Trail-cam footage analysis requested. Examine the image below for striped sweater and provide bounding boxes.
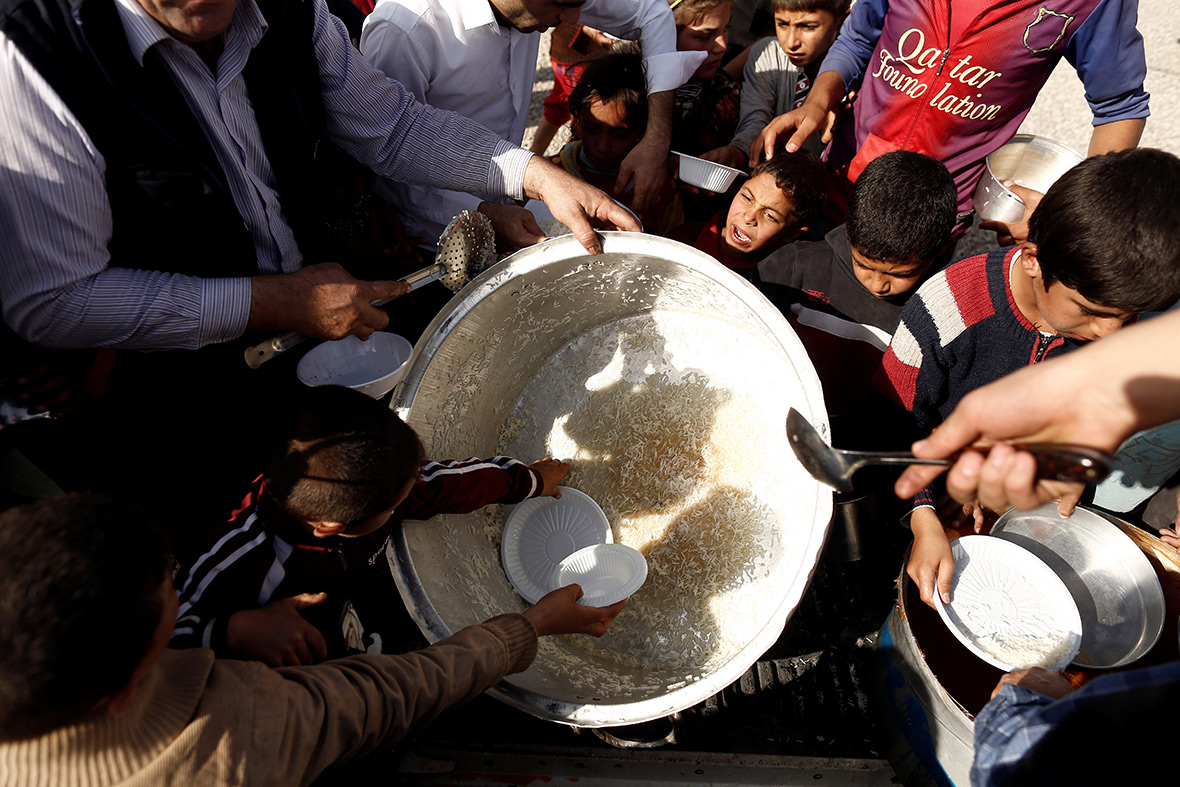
[172,457,541,660]
[875,245,1086,507]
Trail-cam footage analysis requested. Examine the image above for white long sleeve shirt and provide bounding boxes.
[0,0,532,349]
[359,0,702,243]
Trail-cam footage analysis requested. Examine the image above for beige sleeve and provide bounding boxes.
[203,614,538,786]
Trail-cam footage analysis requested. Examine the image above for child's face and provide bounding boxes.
[573,98,644,172]
[723,173,799,255]
[773,8,843,71]
[677,3,732,81]
[850,248,930,299]
[1021,248,1132,340]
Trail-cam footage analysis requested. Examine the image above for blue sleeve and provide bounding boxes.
[817,0,889,91]
[1065,0,1149,123]
[970,684,1057,787]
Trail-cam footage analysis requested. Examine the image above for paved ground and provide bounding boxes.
[523,0,1180,255]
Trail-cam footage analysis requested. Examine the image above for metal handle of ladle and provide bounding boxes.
[243,263,445,369]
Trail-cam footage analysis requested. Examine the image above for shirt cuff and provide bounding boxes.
[489,140,534,202]
[482,613,539,674]
[198,277,252,347]
[643,51,708,94]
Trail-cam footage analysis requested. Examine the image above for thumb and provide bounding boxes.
[1003,181,1041,203]
[367,279,411,301]
[289,592,328,610]
[937,566,953,605]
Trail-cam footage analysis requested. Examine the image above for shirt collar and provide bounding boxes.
[461,0,504,34]
[113,0,268,65]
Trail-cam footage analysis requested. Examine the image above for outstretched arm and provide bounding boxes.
[895,311,1180,512]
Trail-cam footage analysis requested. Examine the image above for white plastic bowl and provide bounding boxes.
[557,543,648,607]
[501,488,612,604]
[296,332,413,399]
[673,150,745,192]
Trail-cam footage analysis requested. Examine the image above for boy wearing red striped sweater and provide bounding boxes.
[875,149,1180,608]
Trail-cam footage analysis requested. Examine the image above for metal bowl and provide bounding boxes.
[991,503,1165,668]
[973,135,1083,224]
[389,232,831,726]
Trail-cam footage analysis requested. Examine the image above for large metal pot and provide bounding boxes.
[389,232,832,727]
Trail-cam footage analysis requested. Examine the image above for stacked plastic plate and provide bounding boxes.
[501,488,647,607]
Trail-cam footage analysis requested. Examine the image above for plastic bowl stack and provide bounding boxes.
[674,151,744,193]
[501,488,646,607]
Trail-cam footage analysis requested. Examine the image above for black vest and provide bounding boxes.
[0,0,330,278]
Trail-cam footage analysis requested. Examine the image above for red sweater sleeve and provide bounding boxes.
[399,457,541,521]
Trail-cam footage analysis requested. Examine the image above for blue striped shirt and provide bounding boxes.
[0,0,531,349]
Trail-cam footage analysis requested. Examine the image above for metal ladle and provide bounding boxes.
[786,408,1115,493]
[244,210,496,369]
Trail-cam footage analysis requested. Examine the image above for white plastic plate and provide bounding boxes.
[934,535,1082,672]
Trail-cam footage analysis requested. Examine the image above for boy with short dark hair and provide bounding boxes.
[674,149,829,271]
[554,49,683,234]
[879,148,1180,609]
[729,0,851,163]
[755,150,956,412]
[0,494,620,784]
[172,385,570,665]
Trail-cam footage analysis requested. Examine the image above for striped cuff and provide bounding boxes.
[489,141,533,202]
[199,276,252,347]
[482,613,539,674]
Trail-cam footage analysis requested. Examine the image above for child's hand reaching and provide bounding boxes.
[531,457,570,498]
[907,507,956,608]
[523,584,627,637]
[226,592,329,667]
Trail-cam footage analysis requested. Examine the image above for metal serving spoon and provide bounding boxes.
[244,210,495,369]
[786,408,1115,494]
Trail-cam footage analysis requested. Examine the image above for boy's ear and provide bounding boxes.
[309,521,348,538]
[1020,242,1042,279]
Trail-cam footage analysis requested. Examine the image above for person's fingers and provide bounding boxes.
[936,556,953,604]
[978,220,1016,247]
[613,166,635,199]
[942,450,985,504]
[630,179,654,214]
[1006,183,1043,204]
[918,570,937,609]
[307,625,329,663]
[569,217,602,255]
[599,200,641,233]
[895,464,950,499]
[907,561,935,609]
[293,636,314,666]
[289,592,328,610]
[976,442,1017,508]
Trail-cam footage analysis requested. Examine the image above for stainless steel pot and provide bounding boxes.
[389,232,831,727]
[973,134,1083,224]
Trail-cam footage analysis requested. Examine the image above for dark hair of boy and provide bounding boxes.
[749,149,829,228]
[1029,147,1180,315]
[0,493,172,740]
[770,0,851,16]
[845,150,956,265]
[568,49,649,135]
[265,385,425,529]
